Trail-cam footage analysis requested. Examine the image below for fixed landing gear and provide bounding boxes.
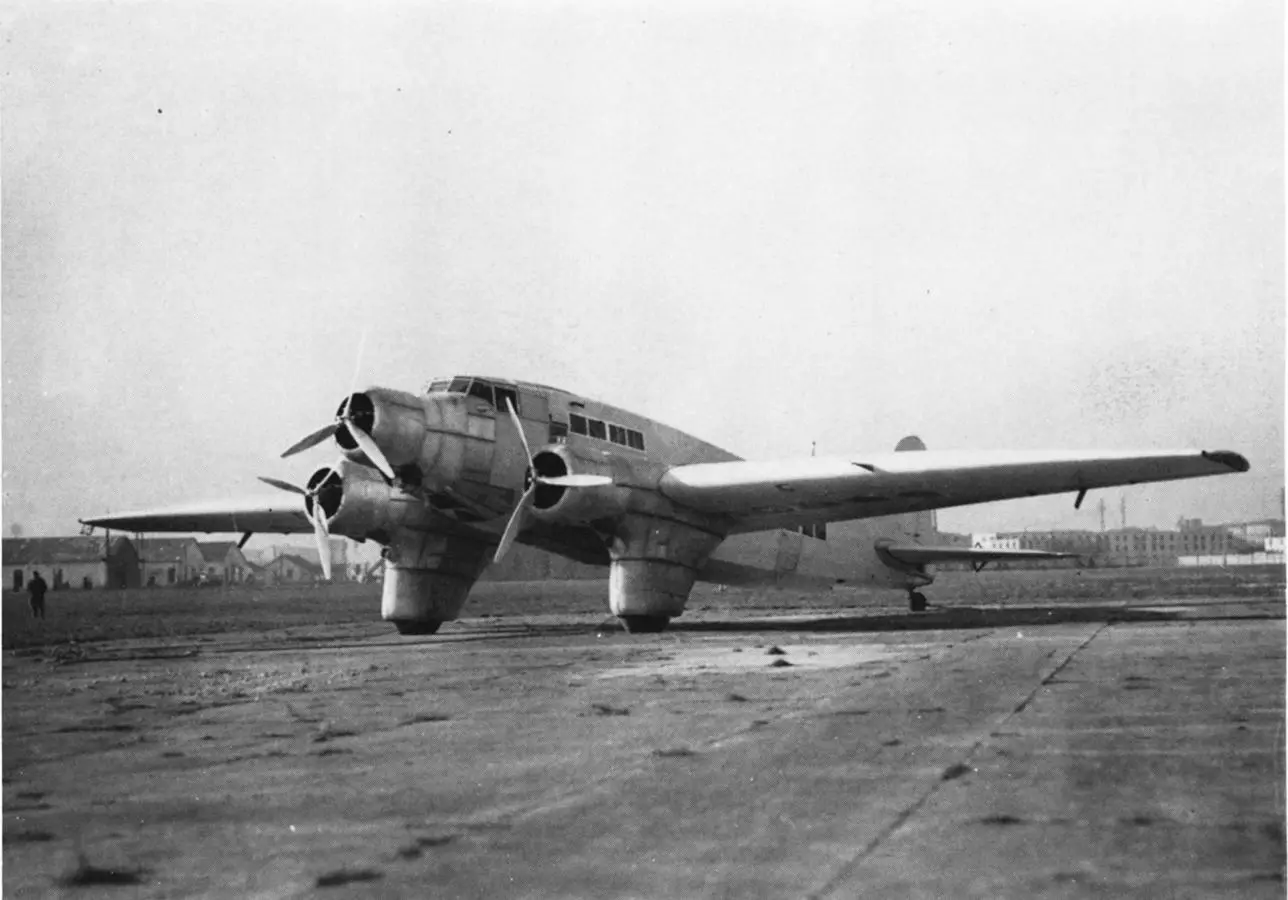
[620,615,671,634]
[393,619,443,636]
[908,591,928,613]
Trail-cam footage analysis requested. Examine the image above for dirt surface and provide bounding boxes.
[3,569,1284,897]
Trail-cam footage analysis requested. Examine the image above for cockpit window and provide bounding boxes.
[427,379,450,393]
[467,380,495,405]
[494,386,519,415]
[448,377,471,393]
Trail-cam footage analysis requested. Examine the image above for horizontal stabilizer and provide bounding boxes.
[879,543,1078,565]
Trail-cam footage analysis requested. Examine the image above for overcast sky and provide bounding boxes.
[3,0,1283,542]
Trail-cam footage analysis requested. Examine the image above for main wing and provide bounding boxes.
[80,496,312,534]
[658,448,1249,533]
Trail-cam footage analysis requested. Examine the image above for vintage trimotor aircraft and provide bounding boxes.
[81,375,1249,633]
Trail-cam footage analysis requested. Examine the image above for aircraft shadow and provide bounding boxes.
[670,604,1185,634]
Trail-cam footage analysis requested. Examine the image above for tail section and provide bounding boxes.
[894,435,936,540]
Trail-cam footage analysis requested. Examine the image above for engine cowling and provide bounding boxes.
[527,445,633,524]
[333,389,428,471]
[309,458,440,541]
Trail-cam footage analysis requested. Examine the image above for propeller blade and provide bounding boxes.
[311,504,333,581]
[348,424,396,481]
[504,397,533,463]
[281,423,338,459]
[346,328,369,406]
[540,473,614,488]
[493,483,536,564]
[258,476,307,495]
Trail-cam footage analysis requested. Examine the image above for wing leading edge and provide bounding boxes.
[658,448,1249,532]
[80,496,312,535]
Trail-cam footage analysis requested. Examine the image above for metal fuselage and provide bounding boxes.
[317,376,921,631]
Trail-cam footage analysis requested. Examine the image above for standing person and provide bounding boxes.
[27,571,47,619]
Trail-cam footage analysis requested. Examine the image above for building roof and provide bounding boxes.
[267,553,322,574]
[134,537,199,563]
[196,541,240,563]
[2,536,123,566]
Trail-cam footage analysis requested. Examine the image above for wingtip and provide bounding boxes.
[1202,450,1250,473]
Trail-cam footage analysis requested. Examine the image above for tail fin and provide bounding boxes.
[895,435,937,539]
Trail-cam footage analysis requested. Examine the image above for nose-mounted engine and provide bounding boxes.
[283,387,490,495]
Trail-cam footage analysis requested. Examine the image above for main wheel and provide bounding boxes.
[620,615,671,634]
[909,592,928,613]
[393,619,443,636]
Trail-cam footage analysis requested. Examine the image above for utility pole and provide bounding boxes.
[1120,494,1127,529]
[1097,497,1106,532]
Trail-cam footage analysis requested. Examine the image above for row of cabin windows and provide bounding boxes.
[569,414,645,450]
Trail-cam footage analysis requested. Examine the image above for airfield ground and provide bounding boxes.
[3,567,1284,898]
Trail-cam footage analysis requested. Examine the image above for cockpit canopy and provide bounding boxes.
[425,376,519,414]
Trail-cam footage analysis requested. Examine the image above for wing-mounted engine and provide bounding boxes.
[306,457,446,543]
[526,444,633,523]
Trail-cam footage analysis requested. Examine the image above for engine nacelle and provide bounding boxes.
[527,445,634,524]
[310,458,439,541]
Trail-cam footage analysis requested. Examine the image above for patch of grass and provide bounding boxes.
[399,712,451,726]
[395,835,457,860]
[767,658,793,668]
[652,747,696,758]
[979,814,1024,826]
[316,867,383,888]
[58,854,149,887]
[312,723,358,743]
[5,828,55,843]
[941,763,973,781]
[588,703,630,717]
[54,722,136,734]
[725,693,749,703]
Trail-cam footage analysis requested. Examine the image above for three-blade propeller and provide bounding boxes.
[281,396,396,481]
[257,475,334,580]
[492,399,611,564]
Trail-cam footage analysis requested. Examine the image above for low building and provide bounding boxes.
[263,553,324,584]
[3,536,140,590]
[196,542,252,584]
[135,538,205,587]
